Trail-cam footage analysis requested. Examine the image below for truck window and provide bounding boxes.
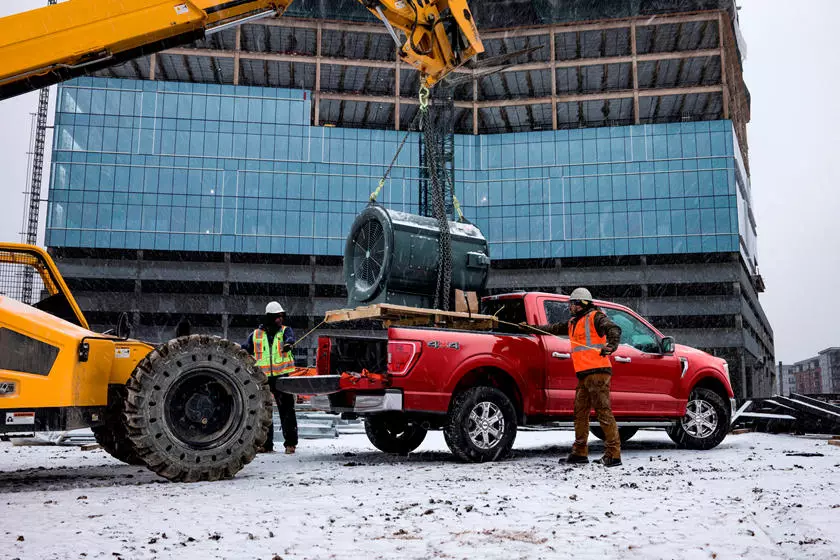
[543,301,570,329]
[480,299,526,333]
[602,308,660,354]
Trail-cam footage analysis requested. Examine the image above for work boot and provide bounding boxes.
[594,456,622,467]
[284,445,296,455]
[258,445,273,454]
[564,453,589,464]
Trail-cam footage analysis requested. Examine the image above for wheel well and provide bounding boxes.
[693,376,730,403]
[451,367,524,422]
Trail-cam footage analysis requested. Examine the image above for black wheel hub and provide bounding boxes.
[164,370,241,449]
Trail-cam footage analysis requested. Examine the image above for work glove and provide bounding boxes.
[600,346,616,357]
[282,344,292,353]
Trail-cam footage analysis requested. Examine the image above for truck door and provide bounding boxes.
[601,307,682,416]
[540,299,576,415]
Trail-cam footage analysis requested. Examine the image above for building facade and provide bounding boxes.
[784,348,840,395]
[44,1,775,398]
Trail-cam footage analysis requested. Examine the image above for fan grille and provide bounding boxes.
[351,218,386,290]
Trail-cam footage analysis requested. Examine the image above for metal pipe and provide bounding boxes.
[375,6,402,47]
[206,9,276,36]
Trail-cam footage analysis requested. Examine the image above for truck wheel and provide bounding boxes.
[444,387,517,463]
[666,387,730,450]
[364,414,427,454]
[590,426,638,443]
[123,335,273,482]
[92,386,144,466]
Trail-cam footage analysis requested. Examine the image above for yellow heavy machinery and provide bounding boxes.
[0,1,483,482]
[0,0,483,99]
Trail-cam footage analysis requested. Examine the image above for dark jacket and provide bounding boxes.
[539,305,621,379]
[242,324,296,355]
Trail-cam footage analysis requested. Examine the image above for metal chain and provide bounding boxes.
[419,89,453,311]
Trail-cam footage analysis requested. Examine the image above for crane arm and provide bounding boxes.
[0,0,483,101]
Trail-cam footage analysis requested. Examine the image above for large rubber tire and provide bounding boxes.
[666,387,730,450]
[92,385,144,466]
[364,414,427,454]
[590,426,639,443]
[124,335,273,482]
[443,386,517,463]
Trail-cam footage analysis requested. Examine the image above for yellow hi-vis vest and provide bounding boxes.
[253,327,295,377]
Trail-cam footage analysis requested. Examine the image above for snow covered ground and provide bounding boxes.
[1,429,838,560]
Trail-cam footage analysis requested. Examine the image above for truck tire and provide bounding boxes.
[590,426,638,443]
[666,387,730,450]
[92,385,144,466]
[444,386,517,463]
[364,414,427,454]
[123,335,273,482]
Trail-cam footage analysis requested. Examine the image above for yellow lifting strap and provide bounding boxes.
[369,83,431,203]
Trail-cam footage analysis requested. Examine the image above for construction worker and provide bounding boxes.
[537,288,623,467]
[242,301,298,454]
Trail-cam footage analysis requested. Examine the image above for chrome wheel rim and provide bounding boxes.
[467,401,504,450]
[682,399,718,439]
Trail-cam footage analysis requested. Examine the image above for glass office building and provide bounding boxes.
[48,77,751,263]
[45,4,774,398]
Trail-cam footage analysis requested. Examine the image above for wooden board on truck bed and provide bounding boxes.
[325,303,498,331]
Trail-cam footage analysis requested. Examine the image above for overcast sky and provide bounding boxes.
[0,1,836,364]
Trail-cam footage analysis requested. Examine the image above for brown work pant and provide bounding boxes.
[572,373,620,459]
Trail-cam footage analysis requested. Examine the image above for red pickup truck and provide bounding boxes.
[284,292,735,462]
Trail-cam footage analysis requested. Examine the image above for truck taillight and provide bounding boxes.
[388,341,421,376]
[316,336,332,376]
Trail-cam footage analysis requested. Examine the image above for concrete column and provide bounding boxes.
[314,22,322,126]
[718,12,730,120]
[395,49,401,131]
[631,21,640,124]
[472,76,479,135]
[223,252,231,296]
[222,313,229,339]
[149,54,157,81]
[233,27,241,85]
[550,26,558,130]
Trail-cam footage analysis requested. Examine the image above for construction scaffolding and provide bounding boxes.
[17,0,56,305]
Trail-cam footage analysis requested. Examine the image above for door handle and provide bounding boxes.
[552,352,571,359]
[614,356,632,363]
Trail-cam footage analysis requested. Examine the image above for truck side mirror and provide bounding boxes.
[660,336,675,355]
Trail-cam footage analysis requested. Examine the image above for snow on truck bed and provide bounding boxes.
[1,431,838,560]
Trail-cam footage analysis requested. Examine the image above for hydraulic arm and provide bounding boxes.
[0,0,483,101]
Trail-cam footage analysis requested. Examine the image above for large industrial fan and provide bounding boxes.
[344,204,490,309]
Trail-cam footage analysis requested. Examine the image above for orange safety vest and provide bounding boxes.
[569,309,611,373]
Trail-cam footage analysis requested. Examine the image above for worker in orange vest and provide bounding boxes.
[538,288,623,466]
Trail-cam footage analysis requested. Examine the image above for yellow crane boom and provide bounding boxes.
[0,0,483,101]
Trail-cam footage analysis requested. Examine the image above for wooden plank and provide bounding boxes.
[730,428,752,435]
[829,439,840,447]
[325,303,498,331]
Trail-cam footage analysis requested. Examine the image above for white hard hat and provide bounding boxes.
[265,301,285,314]
[569,287,593,302]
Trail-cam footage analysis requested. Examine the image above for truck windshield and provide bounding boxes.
[480,298,526,333]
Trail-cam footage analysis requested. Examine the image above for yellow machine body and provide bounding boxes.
[0,244,152,431]
[0,0,483,99]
